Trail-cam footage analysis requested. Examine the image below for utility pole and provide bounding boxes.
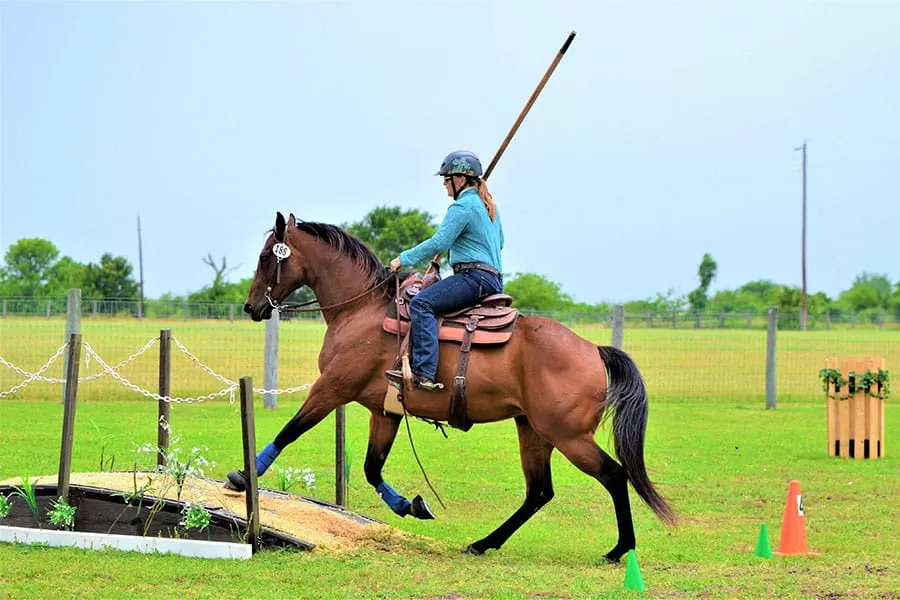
[137,215,145,320]
[794,142,808,331]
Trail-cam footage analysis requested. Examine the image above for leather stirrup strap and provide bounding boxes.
[449,315,479,431]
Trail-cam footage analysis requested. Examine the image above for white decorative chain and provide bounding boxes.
[82,342,236,404]
[0,342,69,398]
[170,336,315,397]
[1,336,316,403]
[79,336,160,382]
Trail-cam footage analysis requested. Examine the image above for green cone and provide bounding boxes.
[624,549,646,592]
[755,523,773,558]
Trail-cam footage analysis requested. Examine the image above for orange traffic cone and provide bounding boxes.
[774,480,818,556]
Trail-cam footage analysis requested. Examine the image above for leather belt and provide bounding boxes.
[452,262,501,280]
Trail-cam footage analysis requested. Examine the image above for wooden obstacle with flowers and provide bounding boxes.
[820,357,889,459]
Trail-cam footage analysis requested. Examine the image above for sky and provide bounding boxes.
[1,0,898,305]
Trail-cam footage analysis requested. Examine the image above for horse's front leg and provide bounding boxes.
[224,381,344,492]
[365,412,434,520]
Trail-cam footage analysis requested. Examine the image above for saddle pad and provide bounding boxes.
[382,315,519,345]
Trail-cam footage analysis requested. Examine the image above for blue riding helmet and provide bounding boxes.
[436,151,483,177]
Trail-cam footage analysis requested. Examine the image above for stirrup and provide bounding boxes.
[385,369,404,389]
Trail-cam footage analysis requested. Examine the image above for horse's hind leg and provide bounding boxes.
[364,412,434,520]
[555,434,635,563]
[465,415,554,555]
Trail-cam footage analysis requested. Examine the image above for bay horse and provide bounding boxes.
[230,211,675,562]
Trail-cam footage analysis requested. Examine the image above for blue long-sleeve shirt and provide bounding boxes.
[399,188,504,272]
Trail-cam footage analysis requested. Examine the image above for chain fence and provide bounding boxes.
[0,333,314,404]
[1,301,897,406]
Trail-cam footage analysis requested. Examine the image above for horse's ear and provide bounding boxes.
[275,212,286,242]
[287,213,296,228]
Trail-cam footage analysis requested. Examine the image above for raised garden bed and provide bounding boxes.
[0,482,312,556]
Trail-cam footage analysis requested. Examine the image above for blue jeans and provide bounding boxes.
[408,269,503,381]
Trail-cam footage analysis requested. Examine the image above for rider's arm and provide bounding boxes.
[399,203,469,267]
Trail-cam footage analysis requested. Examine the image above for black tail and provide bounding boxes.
[598,346,676,525]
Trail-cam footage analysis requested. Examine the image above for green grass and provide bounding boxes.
[0,318,898,598]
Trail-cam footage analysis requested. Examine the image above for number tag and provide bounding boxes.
[272,243,291,261]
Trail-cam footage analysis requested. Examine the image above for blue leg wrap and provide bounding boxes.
[255,442,281,476]
[376,481,411,516]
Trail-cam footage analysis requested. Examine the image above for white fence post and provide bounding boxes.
[766,306,777,410]
[611,305,625,349]
[264,309,279,409]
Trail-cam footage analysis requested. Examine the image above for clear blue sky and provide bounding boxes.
[1,1,898,304]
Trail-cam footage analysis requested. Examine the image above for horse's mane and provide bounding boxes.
[293,220,396,299]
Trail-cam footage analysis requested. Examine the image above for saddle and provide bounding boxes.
[382,270,521,431]
[383,273,520,345]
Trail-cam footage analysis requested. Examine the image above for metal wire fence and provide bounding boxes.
[1,298,897,407]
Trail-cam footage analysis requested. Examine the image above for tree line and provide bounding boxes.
[2,207,899,321]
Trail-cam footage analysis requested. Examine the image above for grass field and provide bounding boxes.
[1,317,898,599]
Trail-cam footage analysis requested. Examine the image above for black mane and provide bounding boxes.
[293,220,395,298]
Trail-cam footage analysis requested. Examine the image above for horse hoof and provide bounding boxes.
[225,470,247,492]
[411,495,435,520]
[463,544,484,556]
[603,547,630,563]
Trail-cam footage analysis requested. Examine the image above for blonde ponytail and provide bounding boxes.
[476,178,497,221]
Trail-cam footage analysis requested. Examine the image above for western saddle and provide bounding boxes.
[382,270,521,431]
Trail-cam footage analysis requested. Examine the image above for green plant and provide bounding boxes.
[89,419,121,472]
[47,497,77,530]
[136,436,214,502]
[9,475,40,526]
[818,368,849,398]
[108,466,154,534]
[180,503,211,539]
[273,466,316,495]
[0,495,11,519]
[856,368,891,399]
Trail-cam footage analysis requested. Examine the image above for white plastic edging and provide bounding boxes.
[0,525,252,560]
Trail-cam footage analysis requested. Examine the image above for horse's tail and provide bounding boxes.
[598,345,676,526]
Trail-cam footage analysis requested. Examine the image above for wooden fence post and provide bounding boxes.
[157,329,172,469]
[336,406,347,507]
[239,377,261,553]
[58,333,82,501]
[62,289,81,404]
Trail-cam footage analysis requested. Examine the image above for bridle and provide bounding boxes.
[262,240,397,314]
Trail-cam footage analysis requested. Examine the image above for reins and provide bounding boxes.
[392,275,446,510]
[266,272,396,314]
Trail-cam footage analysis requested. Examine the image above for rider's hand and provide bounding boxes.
[390,257,402,272]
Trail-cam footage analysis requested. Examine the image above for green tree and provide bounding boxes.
[82,254,139,299]
[0,238,61,296]
[47,257,87,296]
[890,281,900,319]
[837,272,892,312]
[342,206,439,266]
[504,273,572,311]
[688,253,718,311]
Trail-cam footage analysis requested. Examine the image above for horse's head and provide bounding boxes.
[244,211,309,321]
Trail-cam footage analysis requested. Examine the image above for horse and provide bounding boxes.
[228,211,675,562]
